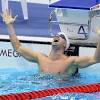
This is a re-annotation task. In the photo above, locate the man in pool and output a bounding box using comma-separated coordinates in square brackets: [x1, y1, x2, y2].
[1, 10, 100, 77]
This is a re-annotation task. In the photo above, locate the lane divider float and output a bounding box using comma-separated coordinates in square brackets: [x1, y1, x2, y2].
[0, 83, 100, 100]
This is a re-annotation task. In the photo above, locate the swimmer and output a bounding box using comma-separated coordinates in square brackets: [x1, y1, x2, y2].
[1, 10, 100, 77]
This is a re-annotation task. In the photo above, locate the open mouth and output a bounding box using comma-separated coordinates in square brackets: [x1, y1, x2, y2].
[54, 39, 59, 42]
[53, 37, 59, 42]
[53, 36, 60, 42]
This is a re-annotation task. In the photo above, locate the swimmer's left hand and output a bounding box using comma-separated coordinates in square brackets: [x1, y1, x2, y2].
[96, 29, 100, 36]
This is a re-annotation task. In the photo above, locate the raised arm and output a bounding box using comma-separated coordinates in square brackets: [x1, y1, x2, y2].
[74, 36, 100, 68]
[94, 36, 100, 61]
[1, 10, 42, 63]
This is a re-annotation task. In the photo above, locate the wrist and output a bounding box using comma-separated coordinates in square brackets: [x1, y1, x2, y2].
[6, 23, 12, 26]
[7, 24, 15, 34]
[5, 21, 13, 25]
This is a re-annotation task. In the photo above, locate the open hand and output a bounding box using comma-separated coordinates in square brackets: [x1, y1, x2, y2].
[96, 28, 100, 35]
[1, 10, 18, 25]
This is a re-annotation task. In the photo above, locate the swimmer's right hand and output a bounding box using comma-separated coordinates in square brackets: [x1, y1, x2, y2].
[0, 10, 18, 25]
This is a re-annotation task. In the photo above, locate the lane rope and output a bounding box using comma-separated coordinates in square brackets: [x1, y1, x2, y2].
[0, 83, 100, 100]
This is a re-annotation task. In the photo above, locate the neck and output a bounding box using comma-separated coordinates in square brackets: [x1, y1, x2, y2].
[49, 48, 64, 60]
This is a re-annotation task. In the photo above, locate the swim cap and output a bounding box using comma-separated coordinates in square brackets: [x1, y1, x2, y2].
[57, 32, 70, 51]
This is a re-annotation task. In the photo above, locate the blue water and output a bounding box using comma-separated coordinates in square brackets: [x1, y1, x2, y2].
[0, 63, 100, 100]
[36, 92, 100, 100]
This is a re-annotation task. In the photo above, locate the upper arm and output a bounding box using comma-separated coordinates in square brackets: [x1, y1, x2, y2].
[74, 56, 96, 68]
[17, 46, 43, 63]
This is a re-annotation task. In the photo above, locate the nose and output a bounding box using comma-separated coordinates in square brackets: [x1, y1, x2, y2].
[53, 35, 60, 40]
[53, 35, 60, 38]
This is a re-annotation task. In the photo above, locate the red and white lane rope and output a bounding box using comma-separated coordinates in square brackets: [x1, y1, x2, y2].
[0, 83, 100, 100]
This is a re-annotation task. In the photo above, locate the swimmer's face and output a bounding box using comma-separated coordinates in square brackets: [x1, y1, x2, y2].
[52, 34, 66, 49]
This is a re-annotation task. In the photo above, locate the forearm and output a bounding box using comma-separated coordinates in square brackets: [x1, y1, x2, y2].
[7, 24, 21, 50]
[7, 24, 40, 62]
[94, 36, 100, 62]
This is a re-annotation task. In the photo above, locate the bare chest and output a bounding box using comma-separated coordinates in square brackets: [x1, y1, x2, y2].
[39, 59, 72, 73]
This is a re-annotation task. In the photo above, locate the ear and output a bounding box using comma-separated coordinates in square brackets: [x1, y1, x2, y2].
[63, 42, 66, 48]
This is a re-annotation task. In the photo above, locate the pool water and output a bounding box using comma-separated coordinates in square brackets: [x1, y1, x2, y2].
[36, 92, 100, 100]
[0, 63, 100, 100]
